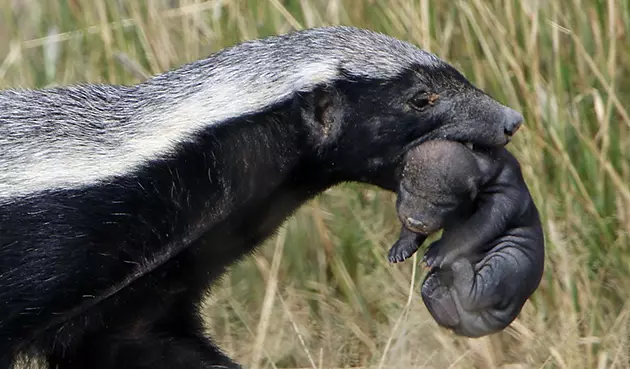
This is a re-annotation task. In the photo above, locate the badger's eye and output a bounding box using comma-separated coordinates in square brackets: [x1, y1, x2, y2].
[408, 91, 438, 111]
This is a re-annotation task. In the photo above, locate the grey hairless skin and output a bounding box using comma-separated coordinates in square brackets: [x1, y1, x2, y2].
[388, 140, 545, 337]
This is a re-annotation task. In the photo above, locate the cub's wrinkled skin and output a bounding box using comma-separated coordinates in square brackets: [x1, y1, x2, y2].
[389, 140, 544, 337]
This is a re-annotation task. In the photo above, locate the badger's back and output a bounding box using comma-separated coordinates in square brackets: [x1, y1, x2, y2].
[0, 26, 449, 200]
[0, 85, 140, 199]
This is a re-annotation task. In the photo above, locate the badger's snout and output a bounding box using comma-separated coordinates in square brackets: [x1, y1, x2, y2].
[502, 107, 524, 137]
[431, 94, 525, 150]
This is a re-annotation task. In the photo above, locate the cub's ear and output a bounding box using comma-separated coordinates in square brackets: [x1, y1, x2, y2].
[300, 85, 344, 147]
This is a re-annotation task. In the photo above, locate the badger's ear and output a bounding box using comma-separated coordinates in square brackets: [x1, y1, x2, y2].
[300, 85, 343, 147]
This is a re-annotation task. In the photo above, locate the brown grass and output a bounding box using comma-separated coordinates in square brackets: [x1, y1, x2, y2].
[1, 0, 629, 368]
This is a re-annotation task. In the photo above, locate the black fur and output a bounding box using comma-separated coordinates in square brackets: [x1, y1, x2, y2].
[1, 64, 518, 368]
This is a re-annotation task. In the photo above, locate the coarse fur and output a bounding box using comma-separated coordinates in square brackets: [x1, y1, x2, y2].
[0, 26, 524, 368]
[388, 140, 544, 337]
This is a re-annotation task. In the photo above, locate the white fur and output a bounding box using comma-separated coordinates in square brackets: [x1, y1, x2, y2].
[0, 26, 445, 199]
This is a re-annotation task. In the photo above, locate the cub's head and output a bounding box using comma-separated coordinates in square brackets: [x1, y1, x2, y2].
[291, 27, 522, 188]
[396, 140, 482, 234]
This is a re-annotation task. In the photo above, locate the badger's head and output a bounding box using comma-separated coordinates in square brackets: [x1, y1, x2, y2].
[281, 27, 523, 189]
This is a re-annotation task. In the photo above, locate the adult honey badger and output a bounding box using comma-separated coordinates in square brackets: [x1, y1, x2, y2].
[0, 26, 524, 368]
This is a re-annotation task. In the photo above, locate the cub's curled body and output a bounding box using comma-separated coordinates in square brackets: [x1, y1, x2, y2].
[389, 140, 544, 337]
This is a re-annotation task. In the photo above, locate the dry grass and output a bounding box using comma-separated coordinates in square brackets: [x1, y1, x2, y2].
[1, 0, 630, 368]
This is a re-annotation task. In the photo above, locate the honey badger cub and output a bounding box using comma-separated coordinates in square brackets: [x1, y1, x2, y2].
[389, 140, 545, 337]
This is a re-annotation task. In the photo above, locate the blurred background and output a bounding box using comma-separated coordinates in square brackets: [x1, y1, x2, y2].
[1, 1, 629, 368]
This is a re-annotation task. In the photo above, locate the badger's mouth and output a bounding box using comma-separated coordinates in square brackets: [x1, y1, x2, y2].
[398, 132, 508, 163]
[461, 141, 496, 154]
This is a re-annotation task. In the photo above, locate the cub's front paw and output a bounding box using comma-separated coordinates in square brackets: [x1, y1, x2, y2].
[422, 240, 462, 269]
[388, 238, 420, 263]
[422, 240, 444, 267]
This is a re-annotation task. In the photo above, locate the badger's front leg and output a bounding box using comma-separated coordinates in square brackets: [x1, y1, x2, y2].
[46, 300, 243, 369]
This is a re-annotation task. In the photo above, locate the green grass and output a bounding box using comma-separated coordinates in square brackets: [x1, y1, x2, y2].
[2, 0, 630, 368]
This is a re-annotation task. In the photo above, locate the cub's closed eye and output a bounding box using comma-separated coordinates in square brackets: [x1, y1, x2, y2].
[409, 91, 438, 111]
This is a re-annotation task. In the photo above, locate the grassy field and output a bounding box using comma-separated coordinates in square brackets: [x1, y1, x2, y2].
[2, 0, 630, 368]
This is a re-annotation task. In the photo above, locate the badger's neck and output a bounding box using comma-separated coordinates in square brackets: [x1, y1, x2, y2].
[103, 99, 331, 261]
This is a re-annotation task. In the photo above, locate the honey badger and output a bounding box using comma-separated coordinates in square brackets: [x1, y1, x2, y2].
[0, 26, 523, 368]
